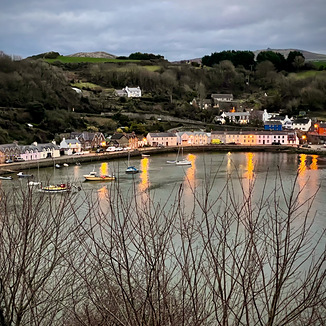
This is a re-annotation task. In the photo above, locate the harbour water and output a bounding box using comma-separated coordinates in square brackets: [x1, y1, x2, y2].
[2, 151, 325, 232]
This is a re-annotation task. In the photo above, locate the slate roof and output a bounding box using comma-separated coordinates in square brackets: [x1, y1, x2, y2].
[148, 132, 177, 137]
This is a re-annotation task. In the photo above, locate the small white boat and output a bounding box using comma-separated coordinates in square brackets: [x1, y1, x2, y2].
[28, 181, 41, 186]
[63, 163, 69, 167]
[0, 175, 13, 180]
[141, 153, 150, 157]
[176, 159, 192, 166]
[55, 164, 61, 168]
[17, 172, 33, 178]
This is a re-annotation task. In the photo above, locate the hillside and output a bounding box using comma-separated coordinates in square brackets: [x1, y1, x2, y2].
[67, 51, 117, 59]
[253, 48, 326, 61]
[0, 49, 326, 145]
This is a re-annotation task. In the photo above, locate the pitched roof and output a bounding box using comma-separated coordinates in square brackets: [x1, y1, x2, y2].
[148, 132, 177, 137]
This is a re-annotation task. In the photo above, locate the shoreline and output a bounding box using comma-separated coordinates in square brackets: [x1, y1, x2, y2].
[0, 144, 325, 175]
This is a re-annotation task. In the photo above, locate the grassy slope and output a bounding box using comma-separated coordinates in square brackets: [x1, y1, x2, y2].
[45, 56, 140, 64]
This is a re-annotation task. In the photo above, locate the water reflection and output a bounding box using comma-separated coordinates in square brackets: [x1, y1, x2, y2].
[310, 155, 318, 170]
[139, 157, 150, 192]
[298, 154, 307, 176]
[244, 152, 255, 180]
[100, 162, 109, 175]
[184, 154, 196, 190]
[98, 185, 109, 201]
[297, 154, 320, 207]
[227, 152, 232, 175]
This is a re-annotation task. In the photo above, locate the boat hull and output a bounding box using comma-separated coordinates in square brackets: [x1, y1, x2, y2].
[39, 184, 71, 193]
[125, 166, 139, 174]
[84, 175, 115, 181]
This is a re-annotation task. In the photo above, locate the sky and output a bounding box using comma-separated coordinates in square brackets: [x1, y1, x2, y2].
[1, 0, 326, 62]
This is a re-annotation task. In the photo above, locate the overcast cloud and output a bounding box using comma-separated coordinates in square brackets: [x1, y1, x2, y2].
[1, 0, 325, 61]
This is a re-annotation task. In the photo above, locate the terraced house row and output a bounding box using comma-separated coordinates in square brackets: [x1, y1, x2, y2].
[0, 130, 300, 163]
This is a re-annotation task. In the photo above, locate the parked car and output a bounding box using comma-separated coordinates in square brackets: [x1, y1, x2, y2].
[106, 146, 117, 152]
[14, 157, 25, 162]
[302, 144, 311, 148]
[96, 148, 104, 153]
[5, 159, 13, 164]
[272, 141, 281, 145]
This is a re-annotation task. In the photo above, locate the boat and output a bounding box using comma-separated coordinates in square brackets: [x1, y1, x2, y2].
[63, 163, 69, 167]
[83, 171, 115, 181]
[125, 166, 139, 174]
[55, 164, 61, 168]
[0, 175, 13, 180]
[38, 183, 72, 193]
[28, 181, 41, 186]
[141, 153, 150, 157]
[125, 151, 139, 174]
[17, 172, 33, 178]
[176, 159, 192, 166]
[166, 147, 192, 166]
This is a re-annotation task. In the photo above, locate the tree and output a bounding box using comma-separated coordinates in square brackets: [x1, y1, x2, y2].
[287, 51, 305, 71]
[256, 51, 287, 71]
[0, 187, 83, 326]
[67, 170, 325, 325]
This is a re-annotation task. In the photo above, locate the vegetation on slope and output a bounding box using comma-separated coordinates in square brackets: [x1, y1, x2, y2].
[0, 50, 325, 143]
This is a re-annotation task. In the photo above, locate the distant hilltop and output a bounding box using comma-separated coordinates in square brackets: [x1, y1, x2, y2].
[178, 48, 326, 64]
[67, 51, 117, 59]
[253, 48, 326, 61]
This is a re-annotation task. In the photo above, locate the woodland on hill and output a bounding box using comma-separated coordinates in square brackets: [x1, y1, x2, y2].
[0, 50, 325, 144]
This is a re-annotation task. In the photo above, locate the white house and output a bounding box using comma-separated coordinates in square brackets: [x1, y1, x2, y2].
[263, 109, 293, 128]
[125, 86, 141, 97]
[221, 111, 250, 124]
[59, 138, 82, 155]
[291, 118, 312, 132]
[211, 93, 233, 104]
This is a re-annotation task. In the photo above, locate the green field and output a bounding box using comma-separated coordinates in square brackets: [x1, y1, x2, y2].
[312, 61, 326, 69]
[291, 70, 325, 79]
[45, 56, 140, 64]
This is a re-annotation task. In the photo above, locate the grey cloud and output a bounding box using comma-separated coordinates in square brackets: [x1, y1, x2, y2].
[0, 0, 325, 61]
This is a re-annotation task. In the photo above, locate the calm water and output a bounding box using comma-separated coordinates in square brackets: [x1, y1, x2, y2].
[3, 151, 325, 231]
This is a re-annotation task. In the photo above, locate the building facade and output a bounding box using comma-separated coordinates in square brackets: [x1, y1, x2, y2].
[146, 132, 177, 147]
[211, 130, 299, 145]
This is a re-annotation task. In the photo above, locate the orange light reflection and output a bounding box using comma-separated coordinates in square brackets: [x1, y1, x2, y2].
[244, 153, 255, 180]
[184, 154, 196, 190]
[139, 157, 150, 192]
[298, 154, 307, 176]
[310, 155, 318, 170]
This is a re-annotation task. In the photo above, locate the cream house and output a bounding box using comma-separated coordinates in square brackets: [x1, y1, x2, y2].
[176, 131, 210, 145]
[146, 132, 177, 147]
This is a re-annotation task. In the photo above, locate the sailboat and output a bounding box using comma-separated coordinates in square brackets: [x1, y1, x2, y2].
[125, 151, 139, 174]
[167, 146, 192, 166]
[28, 159, 41, 186]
